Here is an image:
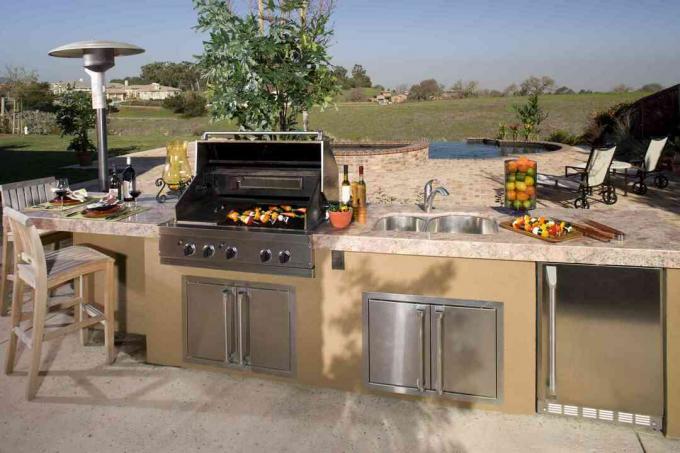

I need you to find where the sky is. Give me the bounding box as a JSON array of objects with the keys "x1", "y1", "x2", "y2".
[{"x1": 1, "y1": 0, "x2": 679, "y2": 91}]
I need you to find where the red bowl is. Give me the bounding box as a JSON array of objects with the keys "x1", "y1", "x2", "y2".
[{"x1": 329, "y1": 210, "x2": 352, "y2": 229}]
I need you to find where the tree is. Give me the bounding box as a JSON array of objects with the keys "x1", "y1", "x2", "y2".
[
  {"x1": 162, "y1": 91, "x2": 207, "y2": 117},
  {"x1": 139, "y1": 61, "x2": 202, "y2": 90},
  {"x1": 350, "y1": 64, "x2": 372, "y2": 88},
  {"x1": 0, "y1": 66, "x2": 55, "y2": 111},
  {"x1": 612, "y1": 84, "x2": 632, "y2": 93},
  {"x1": 110, "y1": 76, "x2": 149, "y2": 85},
  {"x1": 55, "y1": 91, "x2": 96, "y2": 155},
  {"x1": 194, "y1": 0, "x2": 339, "y2": 131},
  {"x1": 348, "y1": 87, "x2": 367, "y2": 102},
  {"x1": 408, "y1": 79, "x2": 442, "y2": 101},
  {"x1": 513, "y1": 94, "x2": 548, "y2": 140},
  {"x1": 332, "y1": 66, "x2": 353, "y2": 89},
  {"x1": 554, "y1": 86, "x2": 575, "y2": 95},
  {"x1": 639, "y1": 83, "x2": 663, "y2": 93},
  {"x1": 518, "y1": 76, "x2": 555, "y2": 96},
  {"x1": 503, "y1": 83, "x2": 519, "y2": 96},
  {"x1": 450, "y1": 79, "x2": 479, "y2": 98}
]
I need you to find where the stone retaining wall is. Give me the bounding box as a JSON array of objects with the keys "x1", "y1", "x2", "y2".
[{"x1": 332, "y1": 141, "x2": 429, "y2": 174}]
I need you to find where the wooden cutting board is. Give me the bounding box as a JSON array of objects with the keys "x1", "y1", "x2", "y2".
[{"x1": 499, "y1": 219, "x2": 584, "y2": 243}]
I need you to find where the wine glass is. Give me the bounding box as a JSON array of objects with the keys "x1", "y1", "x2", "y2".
[
  {"x1": 55, "y1": 178, "x2": 69, "y2": 211},
  {"x1": 130, "y1": 189, "x2": 142, "y2": 207}
]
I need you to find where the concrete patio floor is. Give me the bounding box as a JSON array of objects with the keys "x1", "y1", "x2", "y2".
[{"x1": 0, "y1": 314, "x2": 679, "y2": 453}]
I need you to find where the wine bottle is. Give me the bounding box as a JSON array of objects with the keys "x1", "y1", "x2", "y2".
[
  {"x1": 340, "y1": 164, "x2": 351, "y2": 204},
  {"x1": 122, "y1": 157, "x2": 136, "y2": 202},
  {"x1": 357, "y1": 165, "x2": 366, "y2": 207},
  {"x1": 109, "y1": 165, "x2": 121, "y2": 200}
]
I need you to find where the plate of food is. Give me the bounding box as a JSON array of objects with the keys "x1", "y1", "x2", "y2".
[
  {"x1": 48, "y1": 195, "x2": 82, "y2": 206},
  {"x1": 500, "y1": 215, "x2": 582, "y2": 243}
]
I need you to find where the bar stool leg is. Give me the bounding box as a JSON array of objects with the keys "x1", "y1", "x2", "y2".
[
  {"x1": 73, "y1": 275, "x2": 89, "y2": 346},
  {"x1": 4, "y1": 278, "x2": 24, "y2": 374},
  {"x1": 0, "y1": 228, "x2": 11, "y2": 316},
  {"x1": 103, "y1": 262, "x2": 116, "y2": 364},
  {"x1": 27, "y1": 287, "x2": 47, "y2": 400}
]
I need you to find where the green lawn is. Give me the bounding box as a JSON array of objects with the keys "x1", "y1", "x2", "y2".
[
  {"x1": 0, "y1": 134, "x2": 183, "y2": 184},
  {"x1": 0, "y1": 92, "x2": 643, "y2": 184}
]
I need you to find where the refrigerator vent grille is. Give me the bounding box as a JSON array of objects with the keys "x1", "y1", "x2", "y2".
[
  {"x1": 541, "y1": 402, "x2": 659, "y2": 430},
  {"x1": 618, "y1": 412, "x2": 634, "y2": 424}
]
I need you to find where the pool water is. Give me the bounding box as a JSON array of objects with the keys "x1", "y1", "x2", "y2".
[{"x1": 429, "y1": 141, "x2": 541, "y2": 159}]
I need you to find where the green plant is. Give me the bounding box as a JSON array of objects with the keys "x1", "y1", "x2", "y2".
[
  {"x1": 326, "y1": 201, "x2": 350, "y2": 212},
  {"x1": 547, "y1": 129, "x2": 580, "y2": 145},
  {"x1": 496, "y1": 123, "x2": 507, "y2": 140},
  {"x1": 513, "y1": 94, "x2": 548, "y2": 141},
  {"x1": 163, "y1": 91, "x2": 207, "y2": 117},
  {"x1": 55, "y1": 91, "x2": 96, "y2": 154},
  {"x1": 193, "y1": 0, "x2": 339, "y2": 131},
  {"x1": 508, "y1": 123, "x2": 520, "y2": 141}
]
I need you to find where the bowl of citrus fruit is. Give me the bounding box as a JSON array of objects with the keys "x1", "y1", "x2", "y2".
[{"x1": 504, "y1": 156, "x2": 537, "y2": 211}]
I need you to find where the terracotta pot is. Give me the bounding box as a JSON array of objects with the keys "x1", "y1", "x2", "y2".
[
  {"x1": 75, "y1": 151, "x2": 94, "y2": 167},
  {"x1": 329, "y1": 209, "x2": 353, "y2": 229}
]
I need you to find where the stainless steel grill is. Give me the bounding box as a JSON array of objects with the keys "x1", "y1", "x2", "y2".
[{"x1": 159, "y1": 132, "x2": 338, "y2": 277}]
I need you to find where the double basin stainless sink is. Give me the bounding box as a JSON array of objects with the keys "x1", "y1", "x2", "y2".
[{"x1": 374, "y1": 214, "x2": 499, "y2": 235}]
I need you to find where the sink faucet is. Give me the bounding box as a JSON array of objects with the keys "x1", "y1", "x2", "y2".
[{"x1": 423, "y1": 181, "x2": 449, "y2": 212}]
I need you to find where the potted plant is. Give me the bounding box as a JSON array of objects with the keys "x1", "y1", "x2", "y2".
[
  {"x1": 327, "y1": 202, "x2": 353, "y2": 229},
  {"x1": 55, "y1": 91, "x2": 96, "y2": 166}
]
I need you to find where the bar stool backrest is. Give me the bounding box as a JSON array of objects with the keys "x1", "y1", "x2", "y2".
[
  {"x1": 644, "y1": 137, "x2": 668, "y2": 172},
  {"x1": 0, "y1": 177, "x2": 57, "y2": 211},
  {"x1": 3, "y1": 207, "x2": 47, "y2": 287},
  {"x1": 586, "y1": 146, "x2": 617, "y2": 187}
]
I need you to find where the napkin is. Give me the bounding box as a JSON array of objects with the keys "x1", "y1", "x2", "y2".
[{"x1": 50, "y1": 187, "x2": 88, "y2": 202}]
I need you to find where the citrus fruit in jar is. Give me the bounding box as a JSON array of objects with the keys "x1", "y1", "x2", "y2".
[
  {"x1": 506, "y1": 161, "x2": 518, "y2": 172},
  {"x1": 517, "y1": 162, "x2": 529, "y2": 173},
  {"x1": 526, "y1": 167, "x2": 536, "y2": 176},
  {"x1": 515, "y1": 181, "x2": 527, "y2": 192},
  {"x1": 517, "y1": 191, "x2": 529, "y2": 201},
  {"x1": 506, "y1": 190, "x2": 517, "y2": 201},
  {"x1": 523, "y1": 200, "x2": 533, "y2": 210},
  {"x1": 513, "y1": 200, "x2": 522, "y2": 210},
  {"x1": 526, "y1": 186, "x2": 536, "y2": 197},
  {"x1": 507, "y1": 173, "x2": 516, "y2": 182},
  {"x1": 506, "y1": 181, "x2": 516, "y2": 191},
  {"x1": 528, "y1": 160, "x2": 537, "y2": 169},
  {"x1": 525, "y1": 175, "x2": 535, "y2": 186}
]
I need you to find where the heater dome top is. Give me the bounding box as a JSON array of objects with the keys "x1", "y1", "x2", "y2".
[{"x1": 48, "y1": 40, "x2": 144, "y2": 58}]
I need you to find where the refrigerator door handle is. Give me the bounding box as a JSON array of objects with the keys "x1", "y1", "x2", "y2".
[
  {"x1": 546, "y1": 266, "x2": 558, "y2": 396},
  {"x1": 416, "y1": 305, "x2": 426, "y2": 392}
]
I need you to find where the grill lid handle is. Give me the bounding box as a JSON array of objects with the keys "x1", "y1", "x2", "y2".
[{"x1": 201, "y1": 131, "x2": 323, "y2": 141}]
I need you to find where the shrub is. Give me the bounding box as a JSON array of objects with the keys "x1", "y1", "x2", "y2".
[
  {"x1": 496, "y1": 123, "x2": 507, "y2": 140},
  {"x1": 348, "y1": 88, "x2": 367, "y2": 102},
  {"x1": 162, "y1": 91, "x2": 207, "y2": 117},
  {"x1": 17, "y1": 110, "x2": 58, "y2": 135},
  {"x1": 581, "y1": 102, "x2": 632, "y2": 147},
  {"x1": 513, "y1": 94, "x2": 548, "y2": 141},
  {"x1": 547, "y1": 130, "x2": 580, "y2": 145},
  {"x1": 55, "y1": 91, "x2": 96, "y2": 153}
]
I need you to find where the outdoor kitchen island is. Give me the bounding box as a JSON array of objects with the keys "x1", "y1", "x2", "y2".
[{"x1": 24, "y1": 201, "x2": 680, "y2": 438}]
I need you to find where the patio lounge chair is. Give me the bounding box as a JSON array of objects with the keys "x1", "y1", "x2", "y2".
[
  {"x1": 625, "y1": 137, "x2": 669, "y2": 195},
  {"x1": 537, "y1": 145, "x2": 617, "y2": 209}
]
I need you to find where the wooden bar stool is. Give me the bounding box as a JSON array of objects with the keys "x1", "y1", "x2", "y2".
[
  {"x1": 1, "y1": 177, "x2": 71, "y2": 315},
  {"x1": 3, "y1": 208, "x2": 116, "y2": 400}
]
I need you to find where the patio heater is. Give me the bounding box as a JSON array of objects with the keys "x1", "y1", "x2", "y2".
[{"x1": 49, "y1": 41, "x2": 145, "y2": 191}]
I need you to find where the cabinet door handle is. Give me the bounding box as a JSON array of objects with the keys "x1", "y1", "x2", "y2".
[
  {"x1": 546, "y1": 266, "x2": 558, "y2": 396},
  {"x1": 222, "y1": 288, "x2": 236, "y2": 363},
  {"x1": 416, "y1": 306, "x2": 426, "y2": 392},
  {"x1": 436, "y1": 308, "x2": 444, "y2": 396},
  {"x1": 237, "y1": 289, "x2": 247, "y2": 366}
]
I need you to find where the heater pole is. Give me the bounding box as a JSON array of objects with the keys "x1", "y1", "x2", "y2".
[{"x1": 96, "y1": 108, "x2": 109, "y2": 191}]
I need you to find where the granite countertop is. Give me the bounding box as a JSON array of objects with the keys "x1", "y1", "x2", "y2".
[
  {"x1": 313, "y1": 205, "x2": 680, "y2": 269},
  {"x1": 22, "y1": 198, "x2": 680, "y2": 268},
  {"x1": 25, "y1": 195, "x2": 175, "y2": 238}
]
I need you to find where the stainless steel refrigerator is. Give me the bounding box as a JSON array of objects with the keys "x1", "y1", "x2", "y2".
[{"x1": 537, "y1": 264, "x2": 664, "y2": 430}]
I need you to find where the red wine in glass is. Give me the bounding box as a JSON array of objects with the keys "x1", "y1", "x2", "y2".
[{"x1": 130, "y1": 190, "x2": 142, "y2": 206}]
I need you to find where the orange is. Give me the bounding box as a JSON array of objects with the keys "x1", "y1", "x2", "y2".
[
  {"x1": 517, "y1": 192, "x2": 529, "y2": 201},
  {"x1": 517, "y1": 163, "x2": 529, "y2": 173},
  {"x1": 528, "y1": 160, "x2": 537, "y2": 169},
  {"x1": 506, "y1": 161, "x2": 517, "y2": 172},
  {"x1": 526, "y1": 186, "x2": 536, "y2": 197},
  {"x1": 506, "y1": 190, "x2": 517, "y2": 201},
  {"x1": 515, "y1": 181, "x2": 527, "y2": 192}
]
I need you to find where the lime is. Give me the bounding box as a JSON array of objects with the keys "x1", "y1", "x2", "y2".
[
  {"x1": 523, "y1": 200, "x2": 533, "y2": 210},
  {"x1": 515, "y1": 172, "x2": 526, "y2": 182},
  {"x1": 513, "y1": 200, "x2": 522, "y2": 210},
  {"x1": 506, "y1": 174, "x2": 516, "y2": 182},
  {"x1": 527, "y1": 167, "x2": 536, "y2": 176}
]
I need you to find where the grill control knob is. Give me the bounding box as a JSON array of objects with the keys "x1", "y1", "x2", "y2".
[
  {"x1": 259, "y1": 249, "x2": 272, "y2": 263},
  {"x1": 278, "y1": 250, "x2": 291, "y2": 264},
  {"x1": 202, "y1": 245, "x2": 215, "y2": 258},
  {"x1": 183, "y1": 242, "x2": 196, "y2": 256},
  {"x1": 225, "y1": 246, "x2": 238, "y2": 260}
]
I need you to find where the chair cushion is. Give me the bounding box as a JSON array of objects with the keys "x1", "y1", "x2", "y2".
[{"x1": 536, "y1": 174, "x2": 580, "y2": 190}]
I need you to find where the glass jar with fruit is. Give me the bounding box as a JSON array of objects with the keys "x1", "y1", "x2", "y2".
[{"x1": 504, "y1": 157, "x2": 537, "y2": 211}]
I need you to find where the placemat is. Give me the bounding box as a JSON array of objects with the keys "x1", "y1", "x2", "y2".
[
  {"x1": 64, "y1": 205, "x2": 150, "y2": 222},
  {"x1": 24, "y1": 197, "x2": 101, "y2": 212}
]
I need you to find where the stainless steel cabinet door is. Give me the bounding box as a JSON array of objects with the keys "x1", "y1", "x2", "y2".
[
  {"x1": 432, "y1": 305, "x2": 498, "y2": 399},
  {"x1": 244, "y1": 287, "x2": 293, "y2": 373},
  {"x1": 185, "y1": 281, "x2": 228, "y2": 363},
  {"x1": 367, "y1": 299, "x2": 430, "y2": 391}
]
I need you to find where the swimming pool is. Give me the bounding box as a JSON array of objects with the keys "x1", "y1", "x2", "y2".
[{"x1": 429, "y1": 141, "x2": 556, "y2": 159}]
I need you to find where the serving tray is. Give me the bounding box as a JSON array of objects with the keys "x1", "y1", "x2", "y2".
[{"x1": 499, "y1": 219, "x2": 584, "y2": 243}]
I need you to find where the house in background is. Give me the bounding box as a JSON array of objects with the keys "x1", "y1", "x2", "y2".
[{"x1": 50, "y1": 80, "x2": 181, "y2": 103}]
